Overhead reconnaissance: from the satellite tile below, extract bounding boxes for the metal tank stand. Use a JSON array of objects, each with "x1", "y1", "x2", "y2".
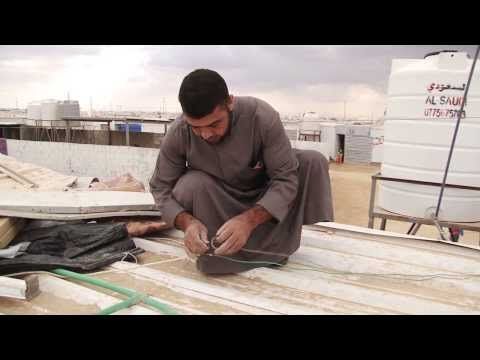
[{"x1": 367, "y1": 172, "x2": 480, "y2": 241}]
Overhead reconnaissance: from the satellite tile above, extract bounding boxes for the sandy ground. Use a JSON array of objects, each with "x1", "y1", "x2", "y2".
[{"x1": 329, "y1": 162, "x2": 480, "y2": 247}]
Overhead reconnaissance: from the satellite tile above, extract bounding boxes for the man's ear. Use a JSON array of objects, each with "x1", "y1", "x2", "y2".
[{"x1": 226, "y1": 95, "x2": 234, "y2": 111}]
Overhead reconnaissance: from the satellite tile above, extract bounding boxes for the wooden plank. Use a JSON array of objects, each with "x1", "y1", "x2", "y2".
[
  {"x1": 0, "y1": 190, "x2": 156, "y2": 214},
  {"x1": 0, "y1": 154, "x2": 77, "y2": 191},
  {"x1": 0, "y1": 218, "x2": 25, "y2": 249},
  {"x1": 0, "y1": 209, "x2": 162, "y2": 221},
  {"x1": 0, "y1": 163, "x2": 37, "y2": 188},
  {"x1": 0, "y1": 275, "x2": 39, "y2": 300},
  {"x1": 0, "y1": 217, "x2": 15, "y2": 234}
]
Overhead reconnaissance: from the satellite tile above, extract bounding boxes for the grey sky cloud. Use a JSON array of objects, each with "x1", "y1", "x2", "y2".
[
  {"x1": 146, "y1": 45, "x2": 476, "y2": 94},
  {"x1": 0, "y1": 45, "x2": 476, "y2": 117},
  {"x1": 0, "y1": 45, "x2": 102, "y2": 61}
]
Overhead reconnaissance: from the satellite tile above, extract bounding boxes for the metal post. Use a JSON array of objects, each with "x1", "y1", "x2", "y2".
[
  {"x1": 107, "y1": 120, "x2": 112, "y2": 145},
  {"x1": 125, "y1": 120, "x2": 130, "y2": 146},
  {"x1": 435, "y1": 45, "x2": 480, "y2": 219},
  {"x1": 411, "y1": 223, "x2": 421, "y2": 235},
  {"x1": 367, "y1": 174, "x2": 378, "y2": 228},
  {"x1": 65, "y1": 119, "x2": 71, "y2": 143},
  {"x1": 380, "y1": 218, "x2": 387, "y2": 231},
  {"x1": 407, "y1": 223, "x2": 416, "y2": 234}
]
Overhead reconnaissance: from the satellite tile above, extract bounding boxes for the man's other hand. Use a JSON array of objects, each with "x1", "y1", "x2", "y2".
[{"x1": 214, "y1": 215, "x2": 254, "y2": 256}]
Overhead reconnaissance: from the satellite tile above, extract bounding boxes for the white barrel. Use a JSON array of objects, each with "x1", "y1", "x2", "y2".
[
  {"x1": 378, "y1": 50, "x2": 480, "y2": 222},
  {"x1": 27, "y1": 102, "x2": 42, "y2": 120},
  {"x1": 59, "y1": 100, "x2": 80, "y2": 118},
  {"x1": 58, "y1": 100, "x2": 81, "y2": 126},
  {"x1": 41, "y1": 99, "x2": 60, "y2": 122}
]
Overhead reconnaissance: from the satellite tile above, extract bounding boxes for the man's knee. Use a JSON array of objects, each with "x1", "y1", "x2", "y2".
[
  {"x1": 296, "y1": 149, "x2": 329, "y2": 171},
  {"x1": 172, "y1": 170, "x2": 217, "y2": 208}
]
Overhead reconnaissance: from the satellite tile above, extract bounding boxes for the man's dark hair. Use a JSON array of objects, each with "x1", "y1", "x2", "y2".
[{"x1": 178, "y1": 69, "x2": 230, "y2": 118}]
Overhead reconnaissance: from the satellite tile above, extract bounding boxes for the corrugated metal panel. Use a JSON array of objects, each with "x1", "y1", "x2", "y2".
[
  {"x1": 345, "y1": 134, "x2": 372, "y2": 164},
  {"x1": 2, "y1": 223, "x2": 479, "y2": 314}
]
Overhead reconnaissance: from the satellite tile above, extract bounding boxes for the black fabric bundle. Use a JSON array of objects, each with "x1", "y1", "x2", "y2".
[{"x1": 0, "y1": 223, "x2": 143, "y2": 275}]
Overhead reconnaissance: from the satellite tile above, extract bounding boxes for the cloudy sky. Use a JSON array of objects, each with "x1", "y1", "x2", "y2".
[{"x1": 0, "y1": 45, "x2": 476, "y2": 118}]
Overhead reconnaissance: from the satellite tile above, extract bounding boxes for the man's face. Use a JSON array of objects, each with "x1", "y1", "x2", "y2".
[{"x1": 185, "y1": 96, "x2": 233, "y2": 145}]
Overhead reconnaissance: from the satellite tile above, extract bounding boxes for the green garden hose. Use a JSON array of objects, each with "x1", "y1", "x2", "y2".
[{"x1": 52, "y1": 268, "x2": 177, "y2": 315}]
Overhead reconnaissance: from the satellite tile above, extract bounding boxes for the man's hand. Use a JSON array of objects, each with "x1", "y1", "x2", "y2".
[
  {"x1": 184, "y1": 220, "x2": 209, "y2": 255},
  {"x1": 214, "y1": 205, "x2": 273, "y2": 256},
  {"x1": 174, "y1": 212, "x2": 209, "y2": 255},
  {"x1": 214, "y1": 214, "x2": 255, "y2": 255}
]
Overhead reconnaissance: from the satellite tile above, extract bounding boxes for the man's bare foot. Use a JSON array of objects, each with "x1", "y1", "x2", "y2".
[{"x1": 126, "y1": 220, "x2": 168, "y2": 237}]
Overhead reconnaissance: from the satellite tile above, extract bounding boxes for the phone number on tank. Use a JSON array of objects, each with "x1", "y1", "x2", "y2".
[{"x1": 424, "y1": 108, "x2": 466, "y2": 118}]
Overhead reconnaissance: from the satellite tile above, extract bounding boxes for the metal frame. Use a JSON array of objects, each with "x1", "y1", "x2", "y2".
[
  {"x1": 2, "y1": 117, "x2": 173, "y2": 146},
  {"x1": 298, "y1": 130, "x2": 321, "y2": 142},
  {"x1": 62, "y1": 117, "x2": 172, "y2": 146},
  {"x1": 367, "y1": 172, "x2": 480, "y2": 236}
]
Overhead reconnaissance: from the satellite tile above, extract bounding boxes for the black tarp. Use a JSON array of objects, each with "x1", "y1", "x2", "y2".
[{"x1": 0, "y1": 223, "x2": 143, "y2": 275}]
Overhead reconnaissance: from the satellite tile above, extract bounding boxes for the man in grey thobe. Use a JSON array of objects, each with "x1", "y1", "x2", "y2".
[{"x1": 149, "y1": 69, "x2": 333, "y2": 274}]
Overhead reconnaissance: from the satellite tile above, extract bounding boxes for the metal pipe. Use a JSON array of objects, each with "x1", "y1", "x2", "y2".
[
  {"x1": 435, "y1": 45, "x2": 480, "y2": 219},
  {"x1": 374, "y1": 174, "x2": 480, "y2": 191},
  {"x1": 367, "y1": 175, "x2": 377, "y2": 228},
  {"x1": 125, "y1": 120, "x2": 130, "y2": 146},
  {"x1": 52, "y1": 268, "x2": 177, "y2": 315}
]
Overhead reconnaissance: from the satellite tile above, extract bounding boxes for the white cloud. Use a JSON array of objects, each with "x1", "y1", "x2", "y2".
[{"x1": 0, "y1": 45, "x2": 476, "y2": 118}]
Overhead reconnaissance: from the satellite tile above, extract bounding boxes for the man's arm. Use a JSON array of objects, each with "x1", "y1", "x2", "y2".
[
  {"x1": 240, "y1": 204, "x2": 273, "y2": 228},
  {"x1": 149, "y1": 123, "x2": 210, "y2": 255},
  {"x1": 127, "y1": 125, "x2": 188, "y2": 238},
  {"x1": 149, "y1": 124, "x2": 188, "y2": 228},
  {"x1": 255, "y1": 110, "x2": 299, "y2": 222},
  {"x1": 214, "y1": 109, "x2": 298, "y2": 255}
]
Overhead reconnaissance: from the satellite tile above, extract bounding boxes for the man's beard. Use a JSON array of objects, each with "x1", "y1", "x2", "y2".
[{"x1": 206, "y1": 110, "x2": 233, "y2": 145}]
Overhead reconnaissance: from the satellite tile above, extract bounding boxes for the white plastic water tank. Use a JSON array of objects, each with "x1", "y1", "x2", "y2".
[
  {"x1": 58, "y1": 100, "x2": 81, "y2": 126},
  {"x1": 41, "y1": 99, "x2": 60, "y2": 123},
  {"x1": 27, "y1": 101, "x2": 42, "y2": 120},
  {"x1": 59, "y1": 100, "x2": 80, "y2": 118},
  {"x1": 378, "y1": 50, "x2": 480, "y2": 222},
  {"x1": 303, "y1": 111, "x2": 321, "y2": 120}
]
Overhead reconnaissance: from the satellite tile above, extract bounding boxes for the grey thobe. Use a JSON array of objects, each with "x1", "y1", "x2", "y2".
[{"x1": 150, "y1": 96, "x2": 334, "y2": 274}]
